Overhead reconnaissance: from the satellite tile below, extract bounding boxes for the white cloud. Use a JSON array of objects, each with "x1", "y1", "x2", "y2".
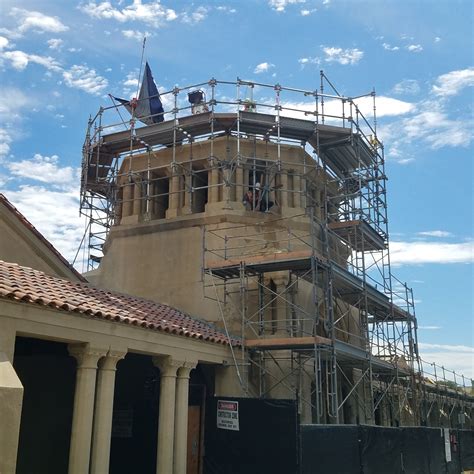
[
  {"x1": 322, "y1": 46, "x2": 363, "y2": 65},
  {"x1": 181, "y1": 6, "x2": 208, "y2": 24},
  {"x1": 379, "y1": 99, "x2": 473, "y2": 153},
  {"x1": 269, "y1": 0, "x2": 305, "y2": 12},
  {"x1": 419, "y1": 343, "x2": 474, "y2": 381},
  {"x1": 434, "y1": 36, "x2": 441, "y2": 43},
  {"x1": 382, "y1": 43, "x2": 399, "y2": 51},
  {"x1": 0, "y1": 36, "x2": 9, "y2": 50},
  {"x1": 418, "y1": 326, "x2": 441, "y2": 330},
  {"x1": 47, "y1": 38, "x2": 64, "y2": 50},
  {"x1": 121, "y1": 29, "x2": 152, "y2": 41},
  {"x1": 10, "y1": 8, "x2": 68, "y2": 34},
  {"x1": 123, "y1": 71, "x2": 139, "y2": 88},
  {"x1": 432, "y1": 67, "x2": 474, "y2": 97},
  {"x1": 257, "y1": 95, "x2": 414, "y2": 127},
  {"x1": 392, "y1": 79, "x2": 420, "y2": 95},
  {"x1": 406, "y1": 44, "x2": 423, "y2": 53},
  {"x1": 62, "y1": 65, "x2": 108, "y2": 95},
  {"x1": 216, "y1": 6, "x2": 237, "y2": 14},
  {"x1": 298, "y1": 56, "x2": 320, "y2": 67},
  {"x1": 0, "y1": 88, "x2": 33, "y2": 159},
  {"x1": 6, "y1": 154, "x2": 79, "y2": 187},
  {"x1": 417, "y1": 230, "x2": 453, "y2": 238},
  {"x1": 353, "y1": 95, "x2": 415, "y2": 117},
  {"x1": 254, "y1": 62, "x2": 275, "y2": 74},
  {"x1": 2, "y1": 50, "x2": 62, "y2": 72},
  {"x1": 0, "y1": 129, "x2": 13, "y2": 159},
  {"x1": 300, "y1": 8, "x2": 316, "y2": 16},
  {"x1": 80, "y1": 0, "x2": 178, "y2": 27},
  {"x1": 390, "y1": 240, "x2": 474, "y2": 265}
]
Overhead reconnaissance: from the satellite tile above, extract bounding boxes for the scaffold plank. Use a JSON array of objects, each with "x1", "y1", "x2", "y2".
[
  {"x1": 328, "y1": 219, "x2": 386, "y2": 251},
  {"x1": 245, "y1": 336, "x2": 331, "y2": 350}
]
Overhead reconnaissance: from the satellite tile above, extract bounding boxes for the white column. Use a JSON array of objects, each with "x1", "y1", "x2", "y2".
[
  {"x1": 68, "y1": 344, "x2": 106, "y2": 474},
  {"x1": 153, "y1": 357, "x2": 181, "y2": 474},
  {"x1": 90, "y1": 350, "x2": 126, "y2": 474},
  {"x1": 174, "y1": 362, "x2": 197, "y2": 474},
  {"x1": 272, "y1": 277, "x2": 289, "y2": 337}
]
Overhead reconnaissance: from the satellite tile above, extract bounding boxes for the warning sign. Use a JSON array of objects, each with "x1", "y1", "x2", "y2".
[{"x1": 217, "y1": 400, "x2": 239, "y2": 431}]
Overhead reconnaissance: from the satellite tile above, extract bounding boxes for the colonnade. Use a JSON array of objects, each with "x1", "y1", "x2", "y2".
[
  {"x1": 67, "y1": 343, "x2": 196, "y2": 474},
  {"x1": 118, "y1": 159, "x2": 312, "y2": 223}
]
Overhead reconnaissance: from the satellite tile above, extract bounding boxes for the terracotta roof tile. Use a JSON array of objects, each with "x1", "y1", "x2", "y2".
[
  {"x1": 0, "y1": 260, "x2": 240, "y2": 347},
  {"x1": 0, "y1": 194, "x2": 87, "y2": 282}
]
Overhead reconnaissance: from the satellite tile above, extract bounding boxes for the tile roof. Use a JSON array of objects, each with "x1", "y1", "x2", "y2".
[
  {"x1": 0, "y1": 260, "x2": 240, "y2": 347},
  {"x1": 0, "y1": 194, "x2": 87, "y2": 282}
]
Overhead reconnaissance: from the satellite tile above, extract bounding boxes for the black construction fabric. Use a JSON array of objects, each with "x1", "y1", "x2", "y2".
[
  {"x1": 446, "y1": 429, "x2": 461, "y2": 474},
  {"x1": 423, "y1": 427, "x2": 445, "y2": 474},
  {"x1": 203, "y1": 397, "x2": 298, "y2": 474},
  {"x1": 359, "y1": 425, "x2": 402, "y2": 474},
  {"x1": 459, "y1": 429, "x2": 474, "y2": 470},
  {"x1": 300, "y1": 425, "x2": 360, "y2": 474},
  {"x1": 400, "y1": 427, "x2": 432, "y2": 474}
]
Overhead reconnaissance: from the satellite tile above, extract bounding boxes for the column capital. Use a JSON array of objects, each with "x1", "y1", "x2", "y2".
[
  {"x1": 152, "y1": 356, "x2": 197, "y2": 377},
  {"x1": 152, "y1": 356, "x2": 183, "y2": 377},
  {"x1": 269, "y1": 270, "x2": 290, "y2": 288},
  {"x1": 177, "y1": 361, "x2": 197, "y2": 379},
  {"x1": 68, "y1": 343, "x2": 107, "y2": 370},
  {"x1": 99, "y1": 349, "x2": 127, "y2": 371}
]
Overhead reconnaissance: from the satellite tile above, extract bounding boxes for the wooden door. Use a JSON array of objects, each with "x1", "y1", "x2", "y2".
[{"x1": 187, "y1": 406, "x2": 201, "y2": 474}]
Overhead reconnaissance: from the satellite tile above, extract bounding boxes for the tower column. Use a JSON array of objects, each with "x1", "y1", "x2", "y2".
[
  {"x1": 235, "y1": 164, "x2": 244, "y2": 203},
  {"x1": 90, "y1": 350, "x2": 126, "y2": 474},
  {"x1": 280, "y1": 171, "x2": 289, "y2": 208},
  {"x1": 174, "y1": 361, "x2": 197, "y2": 474},
  {"x1": 68, "y1": 344, "x2": 107, "y2": 474},
  {"x1": 122, "y1": 181, "x2": 133, "y2": 217},
  {"x1": 209, "y1": 159, "x2": 220, "y2": 203},
  {"x1": 133, "y1": 176, "x2": 142, "y2": 216},
  {"x1": 293, "y1": 174, "x2": 301, "y2": 208},
  {"x1": 167, "y1": 165, "x2": 181, "y2": 218}
]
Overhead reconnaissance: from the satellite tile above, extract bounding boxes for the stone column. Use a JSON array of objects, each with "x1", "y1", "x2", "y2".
[
  {"x1": 272, "y1": 275, "x2": 289, "y2": 337},
  {"x1": 90, "y1": 350, "x2": 126, "y2": 474},
  {"x1": 153, "y1": 357, "x2": 181, "y2": 474},
  {"x1": 183, "y1": 173, "x2": 192, "y2": 215},
  {"x1": 174, "y1": 362, "x2": 197, "y2": 474},
  {"x1": 209, "y1": 159, "x2": 220, "y2": 203},
  {"x1": 68, "y1": 344, "x2": 106, "y2": 474},
  {"x1": 293, "y1": 174, "x2": 301, "y2": 208},
  {"x1": 235, "y1": 163, "x2": 244, "y2": 204},
  {"x1": 167, "y1": 165, "x2": 181, "y2": 218},
  {"x1": 133, "y1": 176, "x2": 142, "y2": 216},
  {"x1": 122, "y1": 181, "x2": 133, "y2": 217},
  {"x1": 280, "y1": 171, "x2": 289, "y2": 209}
]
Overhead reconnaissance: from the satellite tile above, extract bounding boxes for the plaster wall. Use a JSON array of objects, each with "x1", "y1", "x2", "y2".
[{"x1": 0, "y1": 207, "x2": 82, "y2": 282}]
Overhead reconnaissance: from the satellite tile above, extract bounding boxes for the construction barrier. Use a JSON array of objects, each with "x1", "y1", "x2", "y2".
[
  {"x1": 301, "y1": 425, "x2": 474, "y2": 474},
  {"x1": 203, "y1": 397, "x2": 299, "y2": 474}
]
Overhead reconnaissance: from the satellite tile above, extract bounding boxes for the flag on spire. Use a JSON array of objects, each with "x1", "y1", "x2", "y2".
[{"x1": 114, "y1": 62, "x2": 164, "y2": 125}]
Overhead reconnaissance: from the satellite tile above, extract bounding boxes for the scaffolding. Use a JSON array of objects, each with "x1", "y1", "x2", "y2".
[{"x1": 78, "y1": 72, "x2": 474, "y2": 426}]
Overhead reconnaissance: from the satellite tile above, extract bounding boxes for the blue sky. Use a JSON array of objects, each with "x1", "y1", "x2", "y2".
[{"x1": 0, "y1": 0, "x2": 472, "y2": 379}]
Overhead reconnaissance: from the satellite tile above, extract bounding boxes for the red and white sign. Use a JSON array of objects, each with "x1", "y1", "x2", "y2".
[{"x1": 217, "y1": 400, "x2": 239, "y2": 431}]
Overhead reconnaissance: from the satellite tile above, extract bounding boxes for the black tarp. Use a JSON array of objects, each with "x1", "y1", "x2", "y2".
[
  {"x1": 460, "y1": 429, "x2": 474, "y2": 470},
  {"x1": 360, "y1": 425, "x2": 403, "y2": 474},
  {"x1": 301, "y1": 425, "x2": 360, "y2": 474},
  {"x1": 301, "y1": 425, "x2": 474, "y2": 474},
  {"x1": 203, "y1": 397, "x2": 299, "y2": 474}
]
